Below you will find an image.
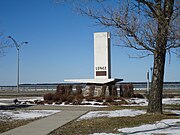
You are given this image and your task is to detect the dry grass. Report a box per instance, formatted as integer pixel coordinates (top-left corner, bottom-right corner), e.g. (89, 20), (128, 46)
(49, 104), (180, 135)
(49, 113), (179, 135)
(0, 96), (179, 134)
(0, 119), (37, 133)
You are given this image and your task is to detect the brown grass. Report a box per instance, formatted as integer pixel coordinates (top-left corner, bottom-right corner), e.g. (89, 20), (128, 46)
(49, 113), (179, 135)
(0, 119), (38, 133)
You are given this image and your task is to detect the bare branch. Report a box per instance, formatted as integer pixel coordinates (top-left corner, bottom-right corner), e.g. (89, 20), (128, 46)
(73, 0), (179, 58)
(137, 0), (158, 17)
(0, 34), (12, 57)
(128, 53), (153, 59)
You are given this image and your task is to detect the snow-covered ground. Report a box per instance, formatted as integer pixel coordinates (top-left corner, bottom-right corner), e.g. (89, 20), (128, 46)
(118, 119), (180, 135)
(0, 97), (43, 105)
(163, 98), (180, 105)
(0, 97), (179, 134)
(78, 109), (146, 120)
(0, 110), (61, 121)
(78, 109), (180, 121)
(124, 98), (149, 106)
(124, 97), (180, 106)
(91, 118), (180, 135)
(0, 97), (180, 106)
(90, 109), (180, 135)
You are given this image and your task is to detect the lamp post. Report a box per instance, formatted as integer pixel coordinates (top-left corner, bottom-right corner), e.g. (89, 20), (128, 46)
(8, 36), (28, 93)
(150, 67), (153, 82)
(147, 70), (150, 94)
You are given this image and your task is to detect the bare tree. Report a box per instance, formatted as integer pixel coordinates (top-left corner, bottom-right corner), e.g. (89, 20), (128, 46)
(0, 33), (11, 57)
(57, 0), (179, 114)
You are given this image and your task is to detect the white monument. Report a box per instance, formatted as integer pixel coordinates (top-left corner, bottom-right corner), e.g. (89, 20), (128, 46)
(94, 32), (111, 79)
(65, 32), (122, 84)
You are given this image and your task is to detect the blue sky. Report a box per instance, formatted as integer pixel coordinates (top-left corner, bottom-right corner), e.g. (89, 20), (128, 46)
(0, 0), (179, 85)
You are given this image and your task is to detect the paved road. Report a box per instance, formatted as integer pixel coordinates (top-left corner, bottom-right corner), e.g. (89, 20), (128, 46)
(1, 105), (98, 135)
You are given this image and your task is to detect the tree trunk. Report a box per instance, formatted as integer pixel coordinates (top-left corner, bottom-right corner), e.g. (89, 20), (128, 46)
(147, 0), (174, 114)
(147, 50), (166, 114)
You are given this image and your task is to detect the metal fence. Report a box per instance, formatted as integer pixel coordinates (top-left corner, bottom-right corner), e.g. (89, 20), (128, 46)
(0, 82), (180, 92)
(0, 85), (56, 92)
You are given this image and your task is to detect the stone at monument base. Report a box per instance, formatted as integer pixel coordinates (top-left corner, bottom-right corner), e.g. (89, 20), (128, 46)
(65, 78), (123, 97)
(83, 85), (109, 97)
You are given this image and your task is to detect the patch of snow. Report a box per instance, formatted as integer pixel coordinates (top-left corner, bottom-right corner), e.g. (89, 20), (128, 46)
(0, 97), (43, 106)
(163, 98), (180, 105)
(0, 102), (9, 105)
(118, 119), (180, 135)
(78, 109), (146, 120)
(91, 133), (118, 135)
(0, 110), (61, 120)
(165, 110), (180, 116)
(91, 119), (180, 135)
(0, 98), (15, 101)
(125, 98), (148, 106)
(82, 100), (104, 105)
(124, 98), (180, 106)
(45, 103), (106, 108)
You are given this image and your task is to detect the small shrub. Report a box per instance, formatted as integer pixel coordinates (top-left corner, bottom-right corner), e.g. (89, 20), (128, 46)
(65, 85), (72, 96)
(122, 84), (134, 98)
(117, 98), (129, 105)
(110, 101), (119, 106)
(72, 100), (82, 105)
(133, 93), (144, 99)
(53, 93), (61, 101)
(105, 96), (114, 103)
(46, 100), (53, 104)
(64, 101), (69, 105)
(55, 101), (62, 105)
(75, 95), (84, 103)
(67, 95), (75, 102)
(56, 85), (60, 93)
(85, 96), (94, 101)
(36, 101), (44, 105)
(43, 93), (54, 101)
(76, 94), (84, 100)
(56, 85), (65, 94)
(60, 94), (67, 102)
(102, 102), (110, 106)
(163, 94), (174, 98)
(94, 103), (101, 106)
(83, 103), (92, 105)
(95, 97), (103, 102)
(76, 85), (82, 95)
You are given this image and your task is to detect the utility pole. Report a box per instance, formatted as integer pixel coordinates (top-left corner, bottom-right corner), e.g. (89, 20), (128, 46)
(147, 70), (150, 94)
(8, 36), (28, 93)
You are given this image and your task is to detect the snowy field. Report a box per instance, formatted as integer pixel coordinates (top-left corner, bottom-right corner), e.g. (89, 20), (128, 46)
(0, 110), (61, 121)
(91, 118), (180, 135)
(1, 96), (180, 106)
(78, 109), (146, 120)
(124, 97), (180, 106)
(0, 97), (43, 106)
(88, 109), (180, 135)
(79, 109), (180, 120)
(0, 97), (60, 121)
(0, 97), (180, 134)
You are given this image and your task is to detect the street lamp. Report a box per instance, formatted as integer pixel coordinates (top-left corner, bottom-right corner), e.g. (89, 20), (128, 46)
(147, 70), (150, 94)
(8, 36), (28, 93)
(150, 67), (153, 82)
